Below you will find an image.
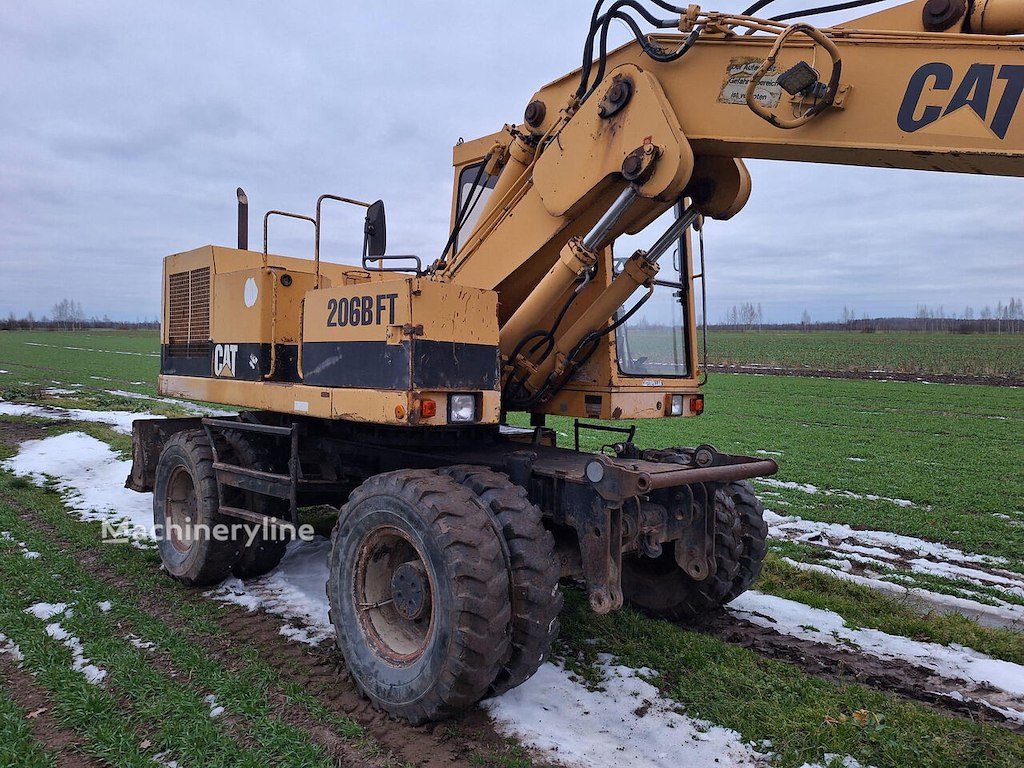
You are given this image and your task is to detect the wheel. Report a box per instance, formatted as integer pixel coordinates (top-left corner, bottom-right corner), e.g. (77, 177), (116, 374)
(441, 465), (562, 695)
(721, 480), (768, 603)
(152, 430), (239, 586)
(218, 432), (290, 579)
(620, 488), (741, 620)
(327, 470), (512, 723)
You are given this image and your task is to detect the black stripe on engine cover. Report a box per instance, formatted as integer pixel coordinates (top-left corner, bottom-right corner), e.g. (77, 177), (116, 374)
(302, 340), (499, 391)
(162, 343), (298, 382)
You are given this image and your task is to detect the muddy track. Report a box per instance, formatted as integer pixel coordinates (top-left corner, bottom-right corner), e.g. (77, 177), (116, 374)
(0, 486), (526, 768)
(0, 653), (105, 768)
(705, 364), (1024, 387)
(688, 610), (1023, 732)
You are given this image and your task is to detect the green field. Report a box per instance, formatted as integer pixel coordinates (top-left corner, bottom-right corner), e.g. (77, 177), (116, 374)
(704, 330), (1024, 378)
(0, 329), (160, 397)
(2, 329), (1024, 767)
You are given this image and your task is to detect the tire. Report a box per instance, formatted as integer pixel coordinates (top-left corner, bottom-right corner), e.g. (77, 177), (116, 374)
(218, 432), (290, 579)
(721, 480), (768, 603)
(152, 430), (239, 586)
(327, 470), (512, 723)
(620, 488), (741, 620)
(441, 465), (562, 696)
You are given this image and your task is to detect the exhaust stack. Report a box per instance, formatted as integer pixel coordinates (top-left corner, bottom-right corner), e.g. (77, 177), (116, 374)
(236, 187), (248, 250)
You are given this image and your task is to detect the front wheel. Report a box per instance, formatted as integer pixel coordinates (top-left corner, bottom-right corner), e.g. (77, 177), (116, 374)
(721, 480), (768, 602)
(327, 470), (512, 723)
(621, 487), (742, 620)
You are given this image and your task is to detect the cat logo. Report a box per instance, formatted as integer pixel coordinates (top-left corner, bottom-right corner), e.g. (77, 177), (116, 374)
(898, 63), (1024, 140)
(214, 344), (238, 377)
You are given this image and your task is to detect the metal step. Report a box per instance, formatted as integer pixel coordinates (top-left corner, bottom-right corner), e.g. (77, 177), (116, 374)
(214, 462), (292, 499)
(218, 505), (296, 533)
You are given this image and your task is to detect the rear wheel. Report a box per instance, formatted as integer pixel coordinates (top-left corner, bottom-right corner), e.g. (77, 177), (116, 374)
(153, 430), (238, 586)
(327, 470), (511, 723)
(621, 488), (741, 620)
(441, 465), (562, 695)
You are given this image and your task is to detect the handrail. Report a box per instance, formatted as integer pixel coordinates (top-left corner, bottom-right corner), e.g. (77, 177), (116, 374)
(262, 210), (316, 267)
(314, 194), (372, 288)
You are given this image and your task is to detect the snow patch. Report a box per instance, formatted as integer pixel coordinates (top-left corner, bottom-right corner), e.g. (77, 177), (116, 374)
(205, 537), (335, 645)
(152, 750), (181, 768)
(765, 509), (1006, 566)
(781, 559), (1024, 630)
(483, 658), (771, 768)
(97, 601), (113, 613)
(800, 756), (876, 768)
(757, 478), (917, 508)
(0, 400), (158, 435)
(204, 694), (225, 718)
(2, 432), (155, 544)
(0, 632), (24, 662)
(3, 534), (42, 560)
(25, 602), (70, 621)
(103, 389), (235, 417)
(728, 591), (1024, 722)
(126, 634), (156, 651)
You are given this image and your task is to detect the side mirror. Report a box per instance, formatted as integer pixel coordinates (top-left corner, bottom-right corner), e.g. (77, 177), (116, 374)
(363, 200), (387, 258)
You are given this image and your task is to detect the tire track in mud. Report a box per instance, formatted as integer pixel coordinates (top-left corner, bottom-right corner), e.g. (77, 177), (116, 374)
(688, 611), (1024, 732)
(0, 652), (105, 768)
(0, 483), (527, 768)
(705, 364), (1024, 387)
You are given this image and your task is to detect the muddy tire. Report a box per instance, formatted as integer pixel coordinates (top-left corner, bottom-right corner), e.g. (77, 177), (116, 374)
(441, 465), (562, 695)
(722, 480), (768, 603)
(327, 470), (511, 724)
(152, 430), (238, 586)
(620, 488), (741, 620)
(218, 432), (290, 579)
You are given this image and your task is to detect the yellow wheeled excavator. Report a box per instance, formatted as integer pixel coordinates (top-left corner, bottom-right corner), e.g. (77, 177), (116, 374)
(127, 0), (1024, 723)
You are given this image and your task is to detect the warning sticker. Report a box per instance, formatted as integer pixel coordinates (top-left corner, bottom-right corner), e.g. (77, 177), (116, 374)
(719, 59), (783, 108)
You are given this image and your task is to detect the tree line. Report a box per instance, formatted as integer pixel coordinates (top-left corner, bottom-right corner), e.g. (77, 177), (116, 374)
(715, 299), (1024, 333)
(1, 298), (158, 332)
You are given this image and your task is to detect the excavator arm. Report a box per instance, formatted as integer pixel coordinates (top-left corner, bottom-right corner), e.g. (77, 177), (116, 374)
(439, 0), (1024, 414)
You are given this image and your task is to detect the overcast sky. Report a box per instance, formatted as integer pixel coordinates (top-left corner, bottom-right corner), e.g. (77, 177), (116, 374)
(1, 1), (1021, 324)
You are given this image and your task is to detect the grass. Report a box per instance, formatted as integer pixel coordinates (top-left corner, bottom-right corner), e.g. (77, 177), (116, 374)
(0, 329), (159, 392)
(556, 589), (1024, 768)
(522, 372), (1024, 562)
(0, 460), (382, 767)
(0, 501), (340, 767)
(4, 329), (1024, 765)
(756, 554), (1024, 666)
(704, 329), (1024, 378)
(0, 687), (55, 768)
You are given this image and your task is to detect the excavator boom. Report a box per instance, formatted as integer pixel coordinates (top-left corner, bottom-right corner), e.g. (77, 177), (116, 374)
(439, 0), (1023, 414)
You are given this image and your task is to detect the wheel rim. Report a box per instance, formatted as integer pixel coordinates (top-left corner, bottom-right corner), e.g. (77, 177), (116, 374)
(165, 466), (198, 554)
(353, 525), (435, 665)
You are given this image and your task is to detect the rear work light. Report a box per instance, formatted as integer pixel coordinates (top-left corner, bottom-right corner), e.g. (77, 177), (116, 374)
(669, 394), (684, 416)
(448, 394), (476, 423)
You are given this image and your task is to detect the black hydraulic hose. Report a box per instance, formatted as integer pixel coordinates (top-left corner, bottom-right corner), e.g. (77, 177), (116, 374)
(742, 0), (777, 16)
(769, 0), (890, 22)
(578, 0), (690, 101)
(509, 285), (655, 410)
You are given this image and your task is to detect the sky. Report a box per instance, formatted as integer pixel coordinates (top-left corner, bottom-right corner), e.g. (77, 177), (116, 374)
(0, 1), (1021, 325)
